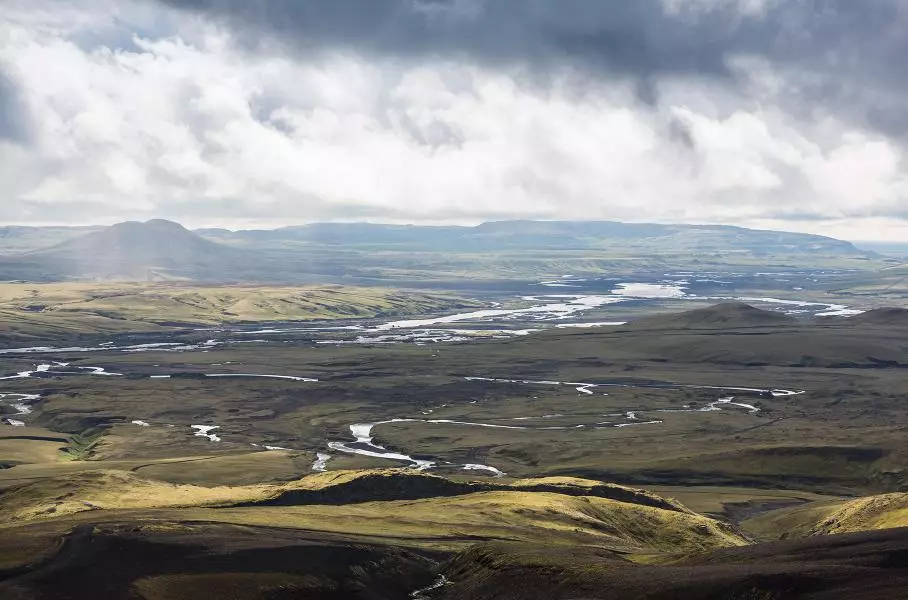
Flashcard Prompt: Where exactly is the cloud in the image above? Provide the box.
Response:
[154,0,753,80]
[0,68,29,143]
[154,1,908,133]
[0,0,906,240]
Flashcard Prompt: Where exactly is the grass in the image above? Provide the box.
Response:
[0,467,747,561]
[0,438,66,465]
[804,493,908,535]
[0,470,270,523]
[741,492,908,540]
[2,299,908,597]
[0,282,477,339]
[3,316,908,496]
[639,485,839,522]
[198,490,746,553]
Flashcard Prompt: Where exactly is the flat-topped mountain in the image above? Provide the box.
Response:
[202,219,869,256]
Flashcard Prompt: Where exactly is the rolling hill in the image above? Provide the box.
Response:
[527,303,908,368]
[622,302,798,330]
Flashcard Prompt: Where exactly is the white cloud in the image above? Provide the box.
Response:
[0,0,906,240]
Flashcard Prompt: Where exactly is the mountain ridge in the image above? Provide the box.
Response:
[0,218,881,283]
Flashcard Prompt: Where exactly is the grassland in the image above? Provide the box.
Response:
[0,282,476,341]
[744,492,908,541]
[4,313,908,496]
[2,302,908,598]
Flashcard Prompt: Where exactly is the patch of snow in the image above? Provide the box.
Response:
[312,453,332,472]
[462,464,506,477]
[191,425,221,442]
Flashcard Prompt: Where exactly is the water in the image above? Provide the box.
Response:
[0,278,865,353]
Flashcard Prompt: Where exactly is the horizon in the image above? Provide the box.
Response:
[0,216,903,245]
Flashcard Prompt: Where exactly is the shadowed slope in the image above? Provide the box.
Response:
[440,527,908,600]
[623,302,798,330]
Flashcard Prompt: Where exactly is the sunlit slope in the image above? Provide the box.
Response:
[810,493,908,534]
[744,492,908,540]
[0,469,746,554]
[0,282,474,339]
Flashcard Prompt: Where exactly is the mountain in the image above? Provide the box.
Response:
[0,219,883,283]
[200,219,871,256]
[0,220,250,281]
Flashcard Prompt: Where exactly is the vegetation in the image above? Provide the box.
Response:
[3,297,908,598]
[745,492,908,540]
[0,219,890,285]
[0,282,475,340]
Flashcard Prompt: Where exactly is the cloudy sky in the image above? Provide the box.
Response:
[1,0,907,240]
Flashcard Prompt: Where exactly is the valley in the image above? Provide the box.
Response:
[7,0,908,593]
[0,221,906,599]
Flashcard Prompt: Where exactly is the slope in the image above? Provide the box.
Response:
[622,302,798,330]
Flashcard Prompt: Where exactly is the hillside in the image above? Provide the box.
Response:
[439,527,908,600]
[621,302,798,331]
[520,302,908,368]
[0,282,474,342]
[0,468,745,558]
[839,307,908,326]
[743,492,908,543]
[808,493,908,535]
[0,226,103,255]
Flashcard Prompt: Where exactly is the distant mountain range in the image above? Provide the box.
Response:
[0,219,886,283]
[197,220,866,256]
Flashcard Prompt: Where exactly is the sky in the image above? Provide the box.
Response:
[1,0,907,241]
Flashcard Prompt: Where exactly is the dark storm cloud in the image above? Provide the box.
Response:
[155,0,735,77]
[0,68,28,143]
[155,0,908,133]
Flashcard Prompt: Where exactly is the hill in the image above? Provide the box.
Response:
[621,302,798,331]
[839,307,908,326]
[0,282,475,342]
[4,220,249,281]
[0,468,745,562]
[806,493,908,535]
[526,302,908,368]
[747,492,908,540]
[440,527,908,600]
